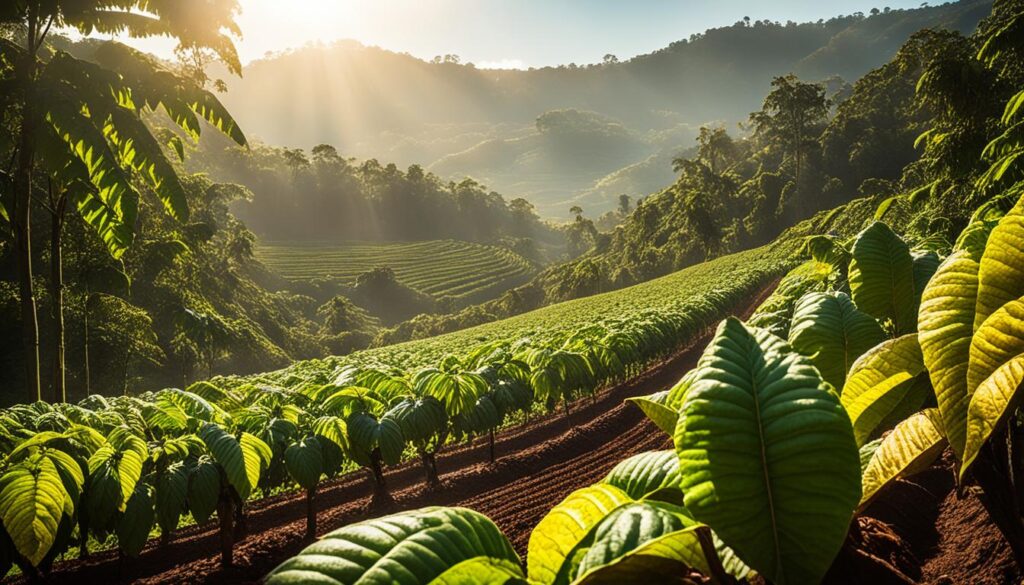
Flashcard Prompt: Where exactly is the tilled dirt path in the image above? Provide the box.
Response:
[13,283,778,585]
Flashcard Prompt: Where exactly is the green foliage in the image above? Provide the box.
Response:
[849,221,918,334]
[789,291,886,389]
[264,507,520,585]
[675,318,861,584]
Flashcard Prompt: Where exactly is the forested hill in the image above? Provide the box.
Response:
[209,0,990,216]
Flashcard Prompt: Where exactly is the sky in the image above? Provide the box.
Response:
[101,0,944,69]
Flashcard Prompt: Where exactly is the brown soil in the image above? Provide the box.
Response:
[9,282,774,585]
[12,279,1021,585]
[827,451,1022,584]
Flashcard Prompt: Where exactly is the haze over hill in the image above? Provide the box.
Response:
[213,0,991,217]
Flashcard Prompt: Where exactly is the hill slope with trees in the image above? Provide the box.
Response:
[211,0,991,215]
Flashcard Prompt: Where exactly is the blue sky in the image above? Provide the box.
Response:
[111,0,947,67]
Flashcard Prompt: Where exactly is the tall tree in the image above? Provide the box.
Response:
[695,125,738,174]
[749,74,830,189]
[0,0,247,402]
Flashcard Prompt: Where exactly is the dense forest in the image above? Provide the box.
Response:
[209,0,991,215]
[188,136,560,245]
[0,0,1015,401]
[375,15,1023,345]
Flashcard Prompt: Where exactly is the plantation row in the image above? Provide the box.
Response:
[255,240,537,300]
[0,241,792,578]
[265,187,1024,585]
[251,243,795,388]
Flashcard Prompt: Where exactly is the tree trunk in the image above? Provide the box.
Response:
[49,193,67,403]
[420,450,440,489]
[231,488,247,539]
[487,428,496,464]
[305,486,317,541]
[217,490,234,567]
[14,17,40,403]
[78,510,90,560]
[83,288,91,396]
[368,450,389,505]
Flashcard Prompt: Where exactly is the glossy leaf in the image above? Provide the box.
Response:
[860,409,946,510]
[676,318,861,585]
[975,197,1024,329]
[849,221,917,334]
[0,455,68,565]
[788,291,885,389]
[574,504,709,583]
[602,450,681,501]
[918,251,980,459]
[962,355,1024,479]
[284,437,323,490]
[968,299,1024,395]
[841,334,926,445]
[527,484,633,584]
[264,507,519,585]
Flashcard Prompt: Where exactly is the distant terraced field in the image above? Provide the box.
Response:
[255,240,539,303]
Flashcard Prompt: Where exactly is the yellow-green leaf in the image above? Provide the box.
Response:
[975,197,1024,329]
[841,334,926,445]
[0,455,68,565]
[527,484,632,584]
[961,355,1024,479]
[626,392,677,436]
[918,251,980,459]
[969,298,1024,395]
[860,409,946,510]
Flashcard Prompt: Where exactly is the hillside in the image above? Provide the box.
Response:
[255,240,538,307]
[211,0,991,215]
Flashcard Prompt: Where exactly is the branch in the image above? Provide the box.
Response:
[36,14,54,49]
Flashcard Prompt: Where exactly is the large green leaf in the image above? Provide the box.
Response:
[387,397,448,445]
[428,557,526,584]
[240,432,272,495]
[155,462,188,534]
[602,450,681,501]
[0,454,69,565]
[116,484,154,557]
[347,412,404,467]
[311,415,349,452]
[968,299,1024,395]
[527,484,633,584]
[413,370,488,418]
[962,355,1024,478]
[187,459,220,524]
[284,437,323,490]
[975,197,1024,329]
[918,251,980,459]
[912,250,941,303]
[573,504,710,584]
[625,393,677,436]
[841,334,926,445]
[87,443,144,514]
[199,424,252,499]
[264,507,520,585]
[788,291,886,389]
[860,409,946,510]
[849,221,917,334]
[675,318,861,585]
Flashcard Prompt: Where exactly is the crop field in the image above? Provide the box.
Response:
[255,240,538,301]
[250,239,796,387]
